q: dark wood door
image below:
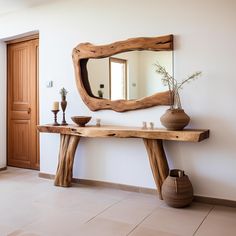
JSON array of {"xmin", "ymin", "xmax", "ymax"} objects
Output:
[{"xmin": 7, "ymin": 38, "xmax": 39, "ymax": 170}]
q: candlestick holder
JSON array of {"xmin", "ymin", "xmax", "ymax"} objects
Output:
[
  {"xmin": 60, "ymin": 100, "xmax": 68, "ymax": 125},
  {"xmin": 149, "ymin": 122, "xmax": 154, "ymax": 130},
  {"xmin": 51, "ymin": 110, "xmax": 60, "ymax": 126}
]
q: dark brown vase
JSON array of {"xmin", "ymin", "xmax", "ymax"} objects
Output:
[
  {"xmin": 162, "ymin": 169, "xmax": 193, "ymax": 208},
  {"xmin": 160, "ymin": 108, "xmax": 190, "ymax": 130}
]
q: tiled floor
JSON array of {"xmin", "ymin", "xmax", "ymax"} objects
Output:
[{"xmin": 0, "ymin": 168, "xmax": 236, "ymax": 236}]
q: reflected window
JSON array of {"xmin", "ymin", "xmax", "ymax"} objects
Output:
[{"xmin": 109, "ymin": 57, "xmax": 127, "ymax": 100}]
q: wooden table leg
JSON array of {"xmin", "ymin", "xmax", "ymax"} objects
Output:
[
  {"xmin": 143, "ymin": 139, "xmax": 169, "ymax": 199},
  {"xmin": 54, "ymin": 134, "xmax": 80, "ymax": 187}
]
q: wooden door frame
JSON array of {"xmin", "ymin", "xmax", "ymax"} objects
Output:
[{"xmin": 6, "ymin": 33, "xmax": 40, "ymax": 170}]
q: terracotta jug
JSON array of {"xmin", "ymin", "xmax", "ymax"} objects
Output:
[
  {"xmin": 160, "ymin": 108, "xmax": 190, "ymax": 130},
  {"xmin": 161, "ymin": 169, "xmax": 193, "ymax": 208}
]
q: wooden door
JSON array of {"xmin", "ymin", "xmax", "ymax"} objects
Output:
[{"xmin": 7, "ymin": 38, "xmax": 39, "ymax": 170}]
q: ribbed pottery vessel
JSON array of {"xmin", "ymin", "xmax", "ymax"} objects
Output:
[
  {"xmin": 160, "ymin": 108, "xmax": 190, "ymax": 130},
  {"xmin": 162, "ymin": 169, "xmax": 193, "ymax": 208}
]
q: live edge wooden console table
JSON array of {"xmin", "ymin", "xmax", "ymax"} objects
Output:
[{"xmin": 38, "ymin": 125, "xmax": 209, "ymax": 199}]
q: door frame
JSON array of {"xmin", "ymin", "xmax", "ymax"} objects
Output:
[{"xmin": 6, "ymin": 33, "xmax": 40, "ymax": 170}]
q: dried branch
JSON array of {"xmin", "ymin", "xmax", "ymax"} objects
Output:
[{"xmin": 154, "ymin": 63, "xmax": 202, "ymax": 109}]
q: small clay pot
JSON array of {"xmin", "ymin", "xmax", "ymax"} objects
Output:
[
  {"xmin": 160, "ymin": 108, "xmax": 190, "ymax": 130},
  {"xmin": 162, "ymin": 169, "xmax": 193, "ymax": 208}
]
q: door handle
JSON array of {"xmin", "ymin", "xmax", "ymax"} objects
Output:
[{"xmin": 27, "ymin": 107, "xmax": 31, "ymax": 114}]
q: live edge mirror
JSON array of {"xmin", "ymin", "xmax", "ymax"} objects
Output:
[{"xmin": 72, "ymin": 34, "xmax": 174, "ymax": 112}]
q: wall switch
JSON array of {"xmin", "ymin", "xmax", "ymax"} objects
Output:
[{"xmin": 46, "ymin": 81, "xmax": 53, "ymax": 88}]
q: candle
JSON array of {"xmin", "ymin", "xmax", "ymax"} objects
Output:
[{"xmin": 52, "ymin": 101, "xmax": 59, "ymax": 111}]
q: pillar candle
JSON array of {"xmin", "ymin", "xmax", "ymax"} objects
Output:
[{"xmin": 52, "ymin": 101, "xmax": 59, "ymax": 111}]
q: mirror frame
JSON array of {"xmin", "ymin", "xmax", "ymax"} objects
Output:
[{"xmin": 72, "ymin": 34, "xmax": 174, "ymax": 112}]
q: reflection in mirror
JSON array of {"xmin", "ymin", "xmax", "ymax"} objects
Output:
[{"xmin": 87, "ymin": 51, "xmax": 173, "ymax": 100}]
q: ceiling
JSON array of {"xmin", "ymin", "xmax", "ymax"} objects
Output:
[{"xmin": 0, "ymin": 0, "xmax": 62, "ymax": 16}]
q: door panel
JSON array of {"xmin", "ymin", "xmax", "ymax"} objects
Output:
[
  {"xmin": 7, "ymin": 38, "xmax": 39, "ymax": 170},
  {"xmin": 12, "ymin": 121, "xmax": 30, "ymax": 161}
]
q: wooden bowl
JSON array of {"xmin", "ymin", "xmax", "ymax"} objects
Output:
[{"xmin": 71, "ymin": 116, "xmax": 91, "ymax": 127}]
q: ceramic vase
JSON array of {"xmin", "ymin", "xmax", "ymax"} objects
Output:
[{"xmin": 160, "ymin": 108, "xmax": 190, "ymax": 131}]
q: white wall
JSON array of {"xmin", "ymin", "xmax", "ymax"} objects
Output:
[
  {"xmin": 0, "ymin": 42, "xmax": 6, "ymax": 168},
  {"xmin": 87, "ymin": 51, "xmax": 140, "ymax": 99},
  {"xmin": 0, "ymin": 0, "xmax": 236, "ymax": 200},
  {"xmin": 112, "ymin": 51, "xmax": 140, "ymax": 100},
  {"xmin": 138, "ymin": 51, "xmax": 172, "ymax": 98},
  {"xmin": 87, "ymin": 58, "xmax": 110, "ymax": 98}
]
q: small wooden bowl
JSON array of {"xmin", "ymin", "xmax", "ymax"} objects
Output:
[{"xmin": 71, "ymin": 116, "xmax": 91, "ymax": 127}]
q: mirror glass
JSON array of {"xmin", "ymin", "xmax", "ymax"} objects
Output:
[{"xmin": 87, "ymin": 51, "xmax": 173, "ymax": 100}]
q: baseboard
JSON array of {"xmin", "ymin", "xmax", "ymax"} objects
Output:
[
  {"xmin": 39, "ymin": 172, "xmax": 236, "ymax": 208},
  {"xmin": 38, "ymin": 172, "xmax": 157, "ymax": 195},
  {"xmin": 0, "ymin": 166, "xmax": 7, "ymax": 171},
  {"xmin": 39, "ymin": 172, "xmax": 55, "ymax": 180},
  {"xmin": 74, "ymin": 178, "xmax": 157, "ymax": 195},
  {"xmin": 194, "ymin": 195, "xmax": 236, "ymax": 208}
]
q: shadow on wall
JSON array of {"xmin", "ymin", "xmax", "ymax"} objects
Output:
[
  {"xmin": 163, "ymin": 114, "xmax": 236, "ymax": 200},
  {"xmin": 190, "ymin": 115, "xmax": 236, "ymax": 151},
  {"xmin": 164, "ymin": 114, "xmax": 236, "ymax": 170}
]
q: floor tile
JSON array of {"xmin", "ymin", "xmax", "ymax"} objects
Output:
[
  {"xmin": 7, "ymin": 229, "xmax": 42, "ymax": 236},
  {"xmin": 0, "ymin": 224, "xmax": 18, "ymax": 236},
  {"xmin": 76, "ymin": 217, "xmax": 133, "ymax": 236},
  {"xmin": 91, "ymin": 187, "xmax": 133, "ymax": 201},
  {"xmin": 140, "ymin": 202, "xmax": 212, "ymax": 236},
  {"xmin": 1, "ymin": 167, "xmax": 235, "ymax": 236},
  {"xmin": 99, "ymin": 195, "xmax": 159, "ymax": 225},
  {"xmin": 129, "ymin": 226, "xmax": 181, "ymax": 236},
  {"xmin": 22, "ymin": 208, "xmax": 94, "ymax": 236},
  {"xmin": 195, "ymin": 206, "xmax": 236, "ymax": 236}
]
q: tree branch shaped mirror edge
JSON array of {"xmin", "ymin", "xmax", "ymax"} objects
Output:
[{"xmin": 72, "ymin": 34, "xmax": 174, "ymax": 112}]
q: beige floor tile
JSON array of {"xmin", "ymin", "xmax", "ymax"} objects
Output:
[
  {"xmin": 91, "ymin": 187, "xmax": 133, "ymax": 201},
  {"xmin": 71, "ymin": 196, "xmax": 120, "ymax": 214},
  {"xmin": 127, "ymin": 192, "xmax": 162, "ymax": 206},
  {"xmin": 99, "ymin": 195, "xmax": 159, "ymax": 225},
  {"xmin": 22, "ymin": 208, "xmax": 94, "ymax": 236},
  {"xmin": 195, "ymin": 206, "xmax": 236, "ymax": 236},
  {"xmin": 129, "ymin": 226, "xmax": 181, "ymax": 236},
  {"xmin": 34, "ymin": 188, "xmax": 119, "ymax": 214},
  {"xmin": 0, "ymin": 199, "xmax": 48, "ymax": 229},
  {"xmin": 7, "ymin": 229, "xmax": 42, "ymax": 236},
  {"xmin": 0, "ymin": 224, "xmax": 18, "ymax": 236},
  {"xmin": 140, "ymin": 202, "xmax": 212, "ymax": 236},
  {"xmin": 76, "ymin": 217, "xmax": 133, "ymax": 236},
  {"xmin": 1, "ymin": 167, "xmax": 235, "ymax": 236}
]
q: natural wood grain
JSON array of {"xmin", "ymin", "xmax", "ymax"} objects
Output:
[
  {"xmin": 143, "ymin": 139, "xmax": 169, "ymax": 199},
  {"xmin": 38, "ymin": 125, "xmax": 210, "ymax": 142},
  {"xmin": 8, "ymin": 38, "xmax": 39, "ymax": 170},
  {"xmin": 72, "ymin": 35, "xmax": 173, "ymax": 112},
  {"xmin": 38, "ymin": 124, "xmax": 209, "ymax": 197},
  {"xmin": 54, "ymin": 134, "xmax": 80, "ymax": 187}
]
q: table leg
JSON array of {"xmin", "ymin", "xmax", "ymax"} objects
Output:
[
  {"xmin": 143, "ymin": 139, "xmax": 169, "ymax": 199},
  {"xmin": 54, "ymin": 134, "xmax": 80, "ymax": 187}
]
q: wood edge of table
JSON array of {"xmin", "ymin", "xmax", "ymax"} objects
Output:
[{"xmin": 37, "ymin": 124, "xmax": 210, "ymax": 142}]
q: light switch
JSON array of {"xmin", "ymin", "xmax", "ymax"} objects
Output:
[{"xmin": 46, "ymin": 81, "xmax": 53, "ymax": 88}]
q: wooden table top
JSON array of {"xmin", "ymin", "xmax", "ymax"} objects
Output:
[{"xmin": 38, "ymin": 124, "xmax": 209, "ymax": 142}]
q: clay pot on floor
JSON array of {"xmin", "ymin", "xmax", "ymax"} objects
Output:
[
  {"xmin": 161, "ymin": 169, "xmax": 193, "ymax": 208},
  {"xmin": 160, "ymin": 108, "xmax": 190, "ymax": 131}
]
